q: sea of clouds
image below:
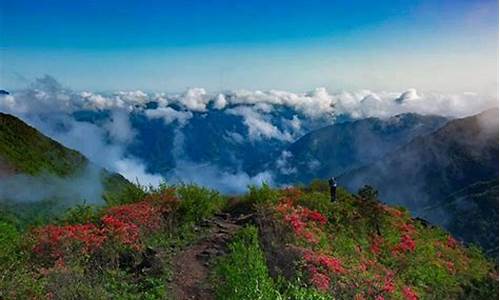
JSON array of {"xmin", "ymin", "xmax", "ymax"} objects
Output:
[{"xmin": 0, "ymin": 75, "xmax": 497, "ymax": 195}]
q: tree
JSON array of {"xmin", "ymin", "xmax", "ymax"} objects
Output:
[{"xmin": 358, "ymin": 185, "xmax": 383, "ymax": 236}]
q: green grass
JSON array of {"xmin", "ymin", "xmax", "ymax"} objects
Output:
[{"xmin": 214, "ymin": 226, "xmax": 279, "ymax": 300}]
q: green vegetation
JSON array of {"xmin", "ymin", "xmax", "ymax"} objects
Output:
[
  {"xmin": 0, "ymin": 180, "xmax": 497, "ymax": 299},
  {"xmin": 214, "ymin": 226, "xmax": 278, "ymax": 300},
  {"xmin": 0, "ymin": 183, "xmax": 226, "ymax": 299},
  {"xmin": 176, "ymin": 183, "xmax": 225, "ymax": 224},
  {"xmin": 213, "ymin": 225, "xmax": 332, "ymax": 300}
]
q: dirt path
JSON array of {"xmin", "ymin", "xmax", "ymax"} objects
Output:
[{"xmin": 169, "ymin": 213, "xmax": 250, "ymax": 300}]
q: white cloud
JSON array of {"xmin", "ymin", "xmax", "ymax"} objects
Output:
[
  {"xmin": 213, "ymin": 93, "xmax": 227, "ymax": 110},
  {"xmin": 4, "ymin": 75, "xmax": 495, "ymax": 123},
  {"xmin": 115, "ymin": 158, "xmax": 163, "ymax": 187},
  {"xmin": 288, "ymin": 115, "xmax": 302, "ymax": 131},
  {"xmin": 144, "ymin": 107, "xmax": 193, "ymax": 126},
  {"xmin": 308, "ymin": 159, "xmax": 321, "ymax": 171},
  {"xmin": 80, "ymin": 91, "xmax": 112, "ymax": 109},
  {"xmin": 226, "ymin": 87, "xmax": 336, "ymax": 118},
  {"xmin": 35, "ymin": 117, "xmax": 162, "ymax": 186},
  {"xmin": 116, "ymin": 90, "xmax": 149, "ymax": 106},
  {"xmin": 276, "ymin": 150, "xmax": 297, "ymax": 175},
  {"xmin": 332, "ymin": 89, "xmax": 497, "ymax": 119},
  {"xmin": 178, "ymin": 88, "xmax": 209, "ymax": 112},
  {"xmin": 167, "ymin": 159, "xmax": 274, "ymax": 194},
  {"xmin": 0, "ymin": 77, "xmax": 164, "ymax": 187},
  {"xmin": 104, "ymin": 110, "xmax": 136, "ymax": 143},
  {"xmin": 0, "ymin": 95, "xmax": 19, "ymax": 113},
  {"xmin": 224, "ymin": 131, "xmax": 245, "ymax": 144},
  {"xmin": 226, "ymin": 106, "xmax": 293, "ymax": 142}
]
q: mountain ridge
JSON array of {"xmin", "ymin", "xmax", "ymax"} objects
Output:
[{"xmin": 272, "ymin": 112, "xmax": 448, "ymax": 183}]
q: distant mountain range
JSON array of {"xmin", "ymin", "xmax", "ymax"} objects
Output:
[{"xmin": 271, "ymin": 113, "xmax": 448, "ymax": 183}]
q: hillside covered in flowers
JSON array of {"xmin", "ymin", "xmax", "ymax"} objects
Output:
[{"xmin": 0, "ymin": 181, "xmax": 497, "ymax": 299}]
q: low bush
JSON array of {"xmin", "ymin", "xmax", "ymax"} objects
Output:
[
  {"xmin": 176, "ymin": 184, "xmax": 225, "ymax": 224},
  {"xmin": 58, "ymin": 203, "xmax": 103, "ymax": 225},
  {"xmin": 245, "ymin": 183, "xmax": 280, "ymax": 206}
]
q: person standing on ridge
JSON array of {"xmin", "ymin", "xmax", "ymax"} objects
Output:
[{"xmin": 328, "ymin": 177, "xmax": 337, "ymax": 202}]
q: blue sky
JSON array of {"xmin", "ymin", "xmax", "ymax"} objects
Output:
[{"xmin": 0, "ymin": 0, "xmax": 498, "ymax": 93}]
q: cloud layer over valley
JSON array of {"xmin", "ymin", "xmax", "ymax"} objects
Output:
[{"xmin": 0, "ymin": 75, "xmax": 497, "ymax": 194}]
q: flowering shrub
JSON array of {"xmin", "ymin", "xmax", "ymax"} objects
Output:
[
  {"xmin": 309, "ymin": 268, "xmax": 331, "ymax": 291},
  {"xmin": 105, "ymin": 201, "xmax": 163, "ymax": 233},
  {"xmin": 304, "ymin": 251, "xmax": 344, "ymax": 274},
  {"xmin": 32, "ymin": 224, "xmax": 106, "ymax": 260},
  {"xmin": 392, "ymin": 234, "xmax": 416, "ymax": 254},
  {"xmin": 101, "ymin": 215, "xmax": 140, "ymax": 249},
  {"xmin": 403, "ymin": 286, "xmax": 419, "ymax": 300},
  {"xmin": 275, "ymin": 199, "xmax": 328, "ymax": 244},
  {"xmin": 303, "ymin": 250, "xmax": 344, "ymax": 291},
  {"xmin": 32, "ymin": 194, "xmax": 178, "ymax": 265},
  {"xmin": 446, "ymin": 236, "xmax": 458, "ymax": 249}
]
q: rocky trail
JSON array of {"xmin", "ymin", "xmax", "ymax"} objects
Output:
[{"xmin": 169, "ymin": 212, "xmax": 253, "ymax": 300}]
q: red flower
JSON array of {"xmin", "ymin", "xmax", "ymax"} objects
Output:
[
  {"xmin": 105, "ymin": 201, "xmax": 162, "ymax": 232},
  {"xmin": 275, "ymin": 200, "xmax": 327, "ymax": 243},
  {"xmin": 445, "ymin": 261, "xmax": 455, "ymax": 273},
  {"xmin": 446, "ymin": 236, "xmax": 458, "ymax": 249},
  {"xmin": 370, "ymin": 235, "xmax": 384, "ymax": 255},
  {"xmin": 308, "ymin": 211, "xmax": 328, "ymax": 225},
  {"xmin": 304, "ymin": 250, "xmax": 344, "ymax": 275},
  {"xmin": 31, "ymin": 193, "xmax": 180, "ymax": 266},
  {"xmin": 310, "ymin": 270, "xmax": 331, "ymax": 291},
  {"xmin": 318, "ymin": 255, "xmax": 344, "ymax": 274},
  {"xmin": 398, "ymin": 223, "xmax": 416, "ymax": 235},
  {"xmin": 403, "ymin": 287, "xmax": 419, "ymax": 300},
  {"xmin": 101, "ymin": 215, "xmax": 141, "ymax": 249},
  {"xmin": 382, "ymin": 276, "xmax": 395, "ymax": 293},
  {"xmin": 400, "ymin": 234, "xmax": 416, "ymax": 252},
  {"xmin": 303, "ymin": 230, "xmax": 319, "ymax": 244},
  {"xmin": 32, "ymin": 224, "xmax": 106, "ymax": 260},
  {"xmin": 393, "ymin": 234, "xmax": 416, "ymax": 254}
]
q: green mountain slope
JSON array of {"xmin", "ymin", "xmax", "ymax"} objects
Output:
[
  {"xmin": 0, "ymin": 112, "xmax": 86, "ymax": 176},
  {"xmin": 0, "ymin": 113, "xmax": 139, "ymax": 223}
]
